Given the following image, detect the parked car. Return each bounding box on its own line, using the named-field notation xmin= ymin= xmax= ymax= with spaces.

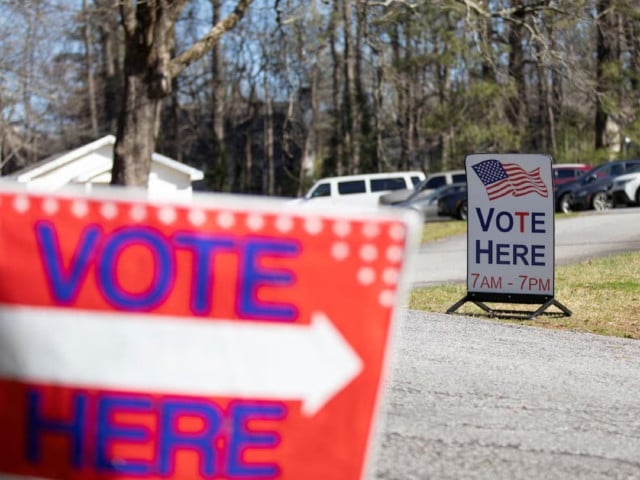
xmin=552 ymin=163 xmax=591 ymax=186
xmin=392 ymin=182 xmax=467 ymax=222
xmin=294 ymin=171 xmax=425 ymax=210
xmin=437 ymin=186 xmax=468 ymax=220
xmin=379 ymin=169 xmax=466 ymax=205
xmin=609 ymin=163 xmax=640 ymax=206
xmin=555 ymin=159 xmax=640 ymax=213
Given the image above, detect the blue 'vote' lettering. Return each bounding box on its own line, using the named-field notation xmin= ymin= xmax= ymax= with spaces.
xmin=475 ymin=208 xmax=546 ymax=233
xmin=34 ymin=221 xmax=300 ymax=321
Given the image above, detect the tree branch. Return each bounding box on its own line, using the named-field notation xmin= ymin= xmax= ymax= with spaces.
xmin=168 ymin=0 xmax=254 ymax=78
xmin=161 ymin=0 xmax=190 ymax=25
xmin=454 ymin=0 xmax=567 ymax=21
xmin=118 ymin=0 xmax=136 ymax=37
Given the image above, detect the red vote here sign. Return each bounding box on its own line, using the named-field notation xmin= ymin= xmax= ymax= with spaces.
xmin=0 ymin=185 xmax=419 ymax=480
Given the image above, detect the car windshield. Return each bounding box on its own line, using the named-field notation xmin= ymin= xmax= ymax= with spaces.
xmin=584 ymin=166 xmax=599 ymax=177
xmin=431 ymin=184 xmax=456 ymax=197
xmin=576 ymin=165 xmax=603 ymax=183
xmin=406 ymin=183 xmax=464 ymax=202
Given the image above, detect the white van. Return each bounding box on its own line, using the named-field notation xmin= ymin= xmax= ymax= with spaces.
xmin=297 ymin=171 xmax=425 ymax=209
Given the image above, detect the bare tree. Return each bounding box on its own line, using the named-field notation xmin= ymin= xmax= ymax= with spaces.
xmin=595 ymin=0 xmax=614 ymax=152
xmin=0 ymin=0 xmax=76 ymax=172
xmin=111 ymin=0 xmax=254 ymax=187
xmin=82 ymin=0 xmax=98 ymax=137
xmin=210 ymin=0 xmax=227 ymax=189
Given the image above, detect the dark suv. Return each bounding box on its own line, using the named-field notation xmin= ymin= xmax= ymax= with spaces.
xmin=555 ymin=159 xmax=640 ymax=213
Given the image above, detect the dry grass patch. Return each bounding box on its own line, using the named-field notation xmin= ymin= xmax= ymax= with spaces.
xmin=409 ymin=252 xmax=640 ymax=339
xmin=420 ymin=220 xmax=466 ymax=243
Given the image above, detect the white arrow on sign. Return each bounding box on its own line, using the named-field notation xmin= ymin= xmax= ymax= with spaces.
xmin=0 ymin=305 xmax=363 ymax=416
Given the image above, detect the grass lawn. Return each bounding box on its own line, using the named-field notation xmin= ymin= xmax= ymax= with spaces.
xmin=410 ymin=220 xmax=640 ymax=339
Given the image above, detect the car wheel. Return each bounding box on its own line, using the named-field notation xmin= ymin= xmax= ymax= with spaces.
xmin=592 ymin=191 xmax=612 ymax=211
xmin=457 ymin=201 xmax=468 ymax=220
xmin=636 ymin=188 xmax=640 ymax=205
xmin=559 ymin=193 xmax=572 ymax=214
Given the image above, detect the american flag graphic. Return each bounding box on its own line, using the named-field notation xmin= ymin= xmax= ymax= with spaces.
xmin=471 ymin=159 xmax=549 ymax=200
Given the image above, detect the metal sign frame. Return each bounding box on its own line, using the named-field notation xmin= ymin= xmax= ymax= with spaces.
xmin=447 ymin=153 xmax=571 ymax=320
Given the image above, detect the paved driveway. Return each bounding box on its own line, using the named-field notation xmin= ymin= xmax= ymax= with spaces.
xmin=372 ymin=208 xmax=640 ymax=479
xmin=410 ymin=208 xmax=640 ymax=286
xmin=373 ymin=311 xmax=640 ymax=479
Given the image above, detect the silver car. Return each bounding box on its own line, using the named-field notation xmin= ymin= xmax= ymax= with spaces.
xmin=393 ymin=182 xmax=468 ymax=222
xmin=609 ymin=163 xmax=640 ymax=206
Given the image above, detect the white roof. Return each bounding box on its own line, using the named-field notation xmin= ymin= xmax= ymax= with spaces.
xmin=8 ymin=135 xmax=204 ymax=183
xmin=310 ymin=171 xmax=426 ymax=183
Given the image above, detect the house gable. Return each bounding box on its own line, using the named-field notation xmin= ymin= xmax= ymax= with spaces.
xmin=6 ymin=136 xmax=204 ymax=199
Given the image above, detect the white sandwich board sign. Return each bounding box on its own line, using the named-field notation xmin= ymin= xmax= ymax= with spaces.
xmin=448 ymin=153 xmax=571 ymax=318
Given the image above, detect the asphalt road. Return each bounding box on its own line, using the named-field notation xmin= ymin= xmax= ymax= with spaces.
xmin=410 ymin=208 xmax=640 ymax=286
xmin=373 ymin=311 xmax=640 ymax=479
xmin=372 ymin=208 xmax=640 ymax=479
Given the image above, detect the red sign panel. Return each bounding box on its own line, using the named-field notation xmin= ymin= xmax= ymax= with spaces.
xmin=0 ymin=186 xmax=418 ymax=480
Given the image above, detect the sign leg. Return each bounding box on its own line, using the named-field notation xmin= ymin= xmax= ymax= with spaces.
xmin=446 ymin=296 xmax=469 ymax=314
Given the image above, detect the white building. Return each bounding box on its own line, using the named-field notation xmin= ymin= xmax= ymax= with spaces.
xmin=5 ymin=135 xmax=204 ymax=201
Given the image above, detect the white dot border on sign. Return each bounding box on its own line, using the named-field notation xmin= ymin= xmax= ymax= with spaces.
xmin=331 ymin=241 xmax=350 ymax=261
xmin=389 ymin=223 xmax=406 ymax=241
xmin=13 ymin=195 xmax=30 ymax=214
xmin=189 ymin=209 xmax=207 ymax=226
xmin=362 ymin=222 xmax=380 ymax=239
xmin=246 ymin=213 xmax=265 ymax=231
xmin=275 ymin=215 xmax=294 ymax=233
xmin=158 ymin=206 xmax=177 ymax=225
xmin=382 ymin=267 xmax=399 ymax=285
xmin=42 ymin=197 xmax=59 ymax=215
xmin=217 ymin=211 xmax=235 ymax=230
xmin=71 ymin=200 xmax=89 ymax=218
xmin=304 ymin=217 xmax=323 ymax=235
xmin=130 ymin=204 xmax=147 ymax=222
xmin=357 ymin=267 xmax=376 ymax=285
xmin=379 ymin=289 xmax=395 ymax=308
xmin=333 ymin=220 xmax=351 ymax=238
xmin=359 ymin=244 xmax=378 ymax=262
xmin=100 ymin=202 xmax=118 ymax=220
xmin=386 ymin=245 xmax=404 ymax=263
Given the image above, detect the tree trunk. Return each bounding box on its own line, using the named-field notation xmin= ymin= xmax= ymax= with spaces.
xmin=210 ymin=0 xmax=227 ymax=190
xmin=112 ymin=0 xmax=253 ymax=187
xmin=97 ymin=1 xmax=119 ymax=134
xmin=623 ymin=15 xmax=639 ymax=93
xmin=169 ymin=75 xmax=182 ymax=162
xmin=83 ymin=0 xmax=98 ymax=137
xmin=112 ymin=73 xmax=162 ymax=186
xmin=341 ymin=0 xmax=359 ymax=173
xmin=111 ymin=1 xmax=177 ymax=186
xmin=263 ymin=73 xmax=275 ymax=195
xmin=244 ymin=131 xmax=253 ymax=193
xmin=298 ymin=63 xmax=320 ymax=194
xmin=595 ymin=0 xmax=612 ymax=151
xmin=374 ymin=65 xmax=386 ymax=172
xmin=478 ymin=0 xmax=494 ymax=81
xmin=507 ymin=1 xmax=526 ymax=148
xmin=390 ymin=22 xmax=407 ymax=171
xmin=329 ymin=5 xmax=344 ymax=176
